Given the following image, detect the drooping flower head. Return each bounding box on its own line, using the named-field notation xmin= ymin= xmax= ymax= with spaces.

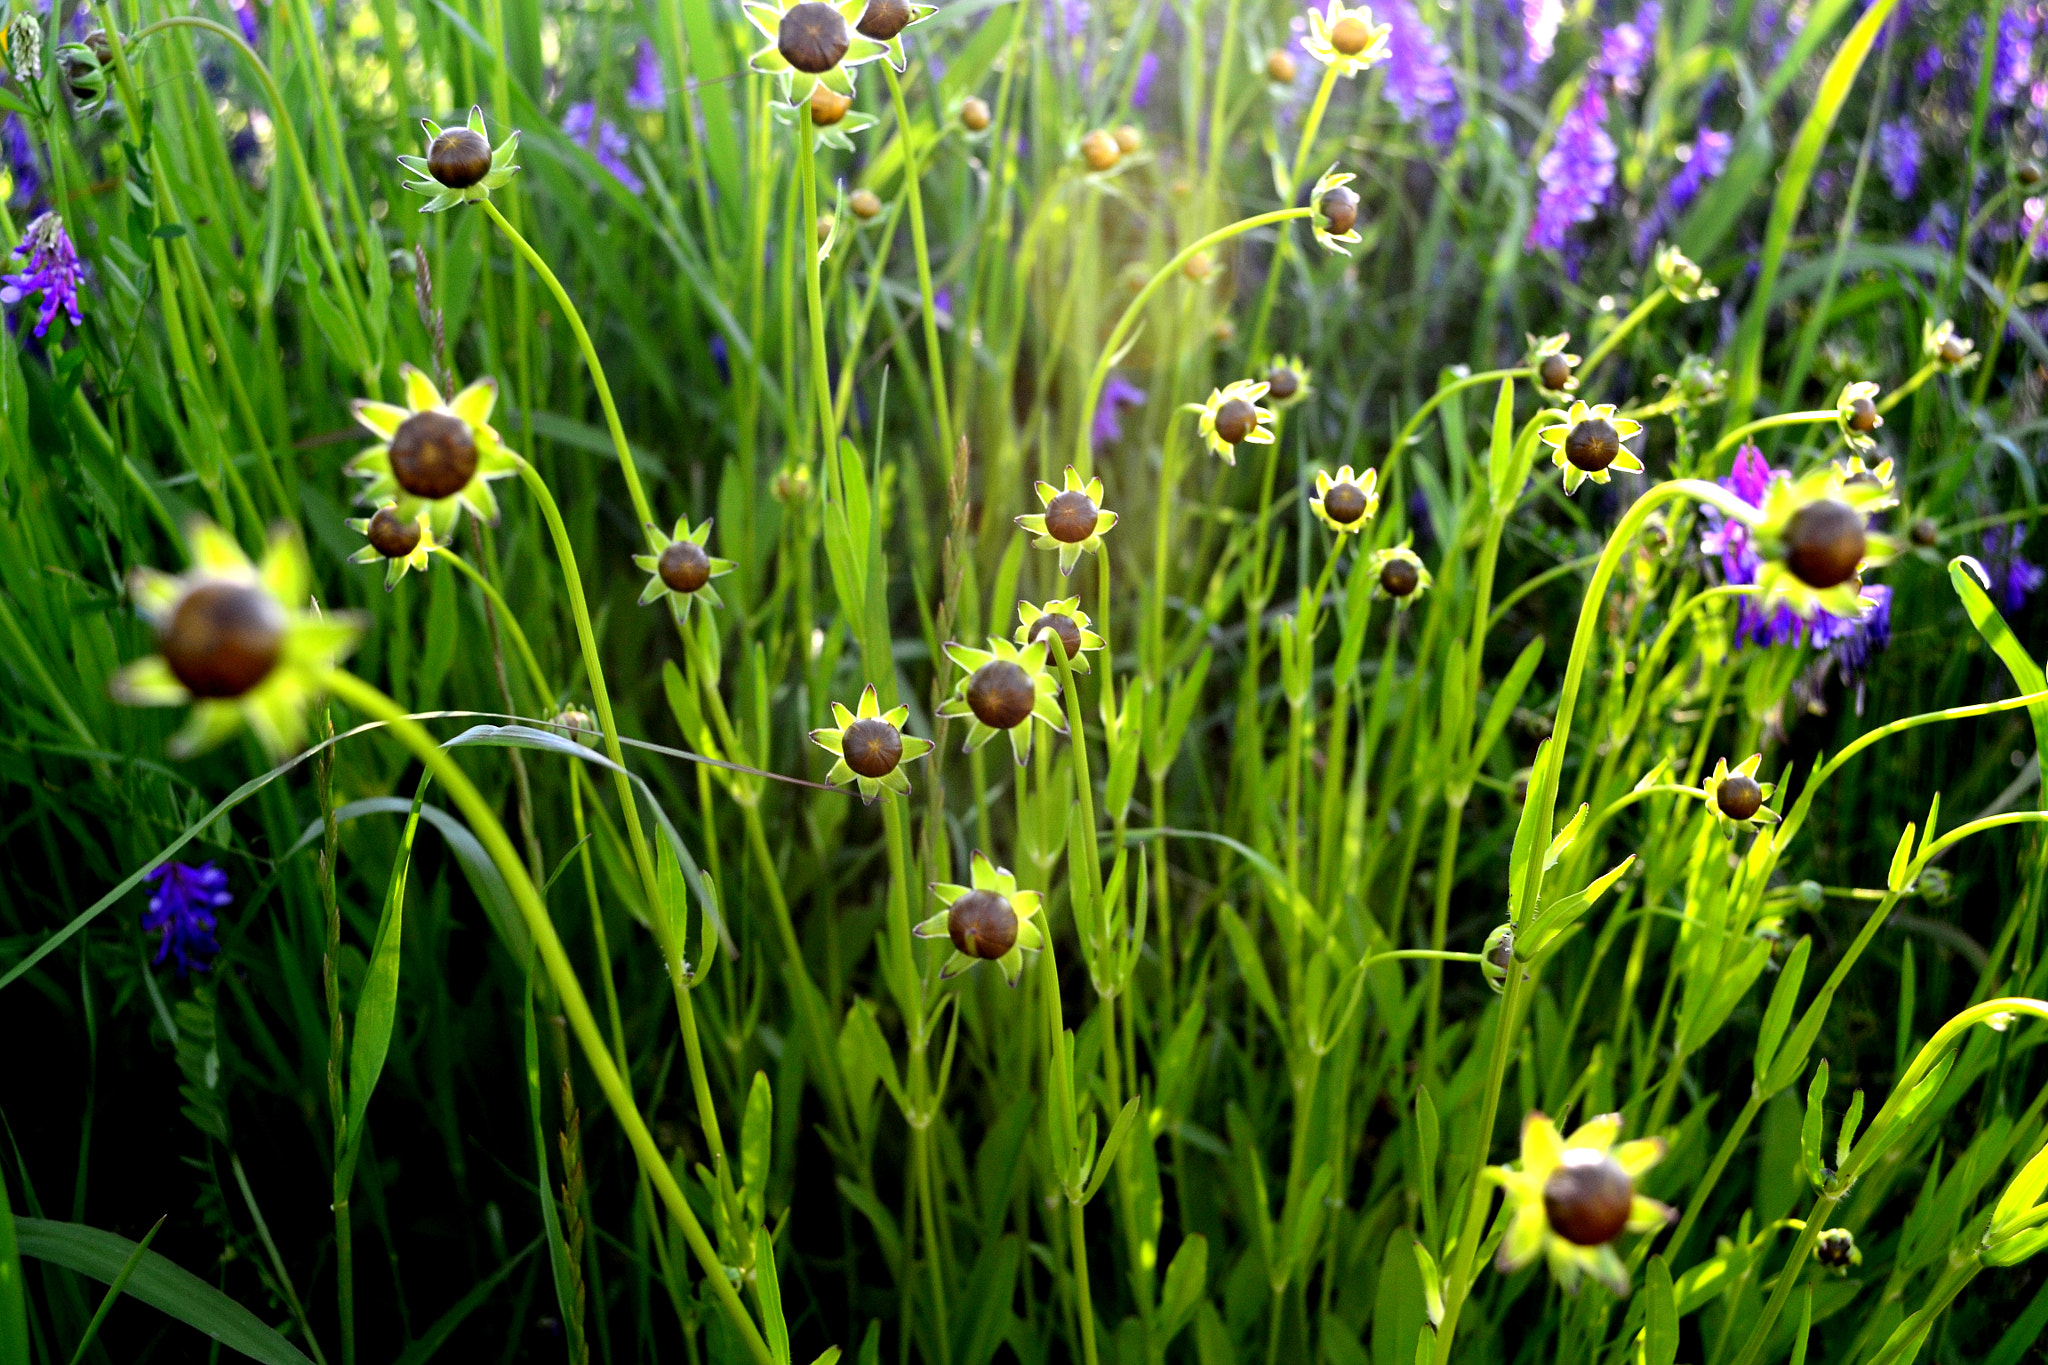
xmin=633 ymin=515 xmax=737 ymax=622
xmin=1014 ymin=597 xmax=1106 ymax=674
xmin=1311 ymin=165 xmax=1364 ymax=253
xmin=143 ymin=861 xmax=231 ymax=975
xmin=2 ymin=211 xmax=85 ymax=337
xmin=1310 ymin=465 xmax=1380 ymax=535
xmin=1834 ymin=380 xmax=1884 ymax=453
xmin=1539 ymin=400 xmax=1645 ymax=495
xmin=349 ymin=365 xmax=520 ymax=539
xmin=562 ymin=102 xmax=643 ymax=192
xmin=1264 ymin=353 xmax=1314 ymax=409
xmin=1303 ymin=2 xmax=1393 ymax=77
xmin=1015 ymin=466 xmax=1119 ymax=576
xmin=913 ymin=851 xmax=1046 ymax=985
xmin=1188 ymin=379 xmax=1277 ymax=464
xmin=936 ymin=635 xmax=1066 ymax=765
xmin=1527 ymin=85 xmax=1616 ymax=251
xmin=1924 ymin=318 xmax=1978 ymax=372
xmin=400 ymin=106 xmax=520 ymax=211
xmin=1696 ymin=754 xmax=1779 ymax=833
xmin=853 ymin=0 xmax=937 ymax=72
xmin=1492 ymin=1111 xmax=1674 ymax=1295
xmin=111 ymin=520 xmax=364 ymax=758
xmin=345 ymin=503 xmax=438 ymax=590
xmin=1528 ymin=332 xmax=1581 ymax=397
xmin=744 ymin=0 xmax=890 ymax=106
xmin=1653 ymin=243 xmax=1717 ymax=302
xmin=1368 ymin=543 xmax=1432 ymax=606
xmin=810 ymin=683 xmax=933 ymax=803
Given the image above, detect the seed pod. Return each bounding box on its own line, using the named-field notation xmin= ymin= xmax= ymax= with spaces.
xmin=162 ymin=582 xmax=286 ymax=699
xmin=1114 ymin=124 xmax=1142 ymax=154
xmin=856 ymin=0 xmax=913 ymax=40
xmin=1563 ymin=417 xmax=1621 ymax=473
xmin=840 ymin=717 xmax=904 ymax=778
xmin=947 ymin=889 xmax=1018 ymax=959
xmin=366 ymin=506 xmax=423 ymax=559
xmin=1715 ymin=772 xmax=1762 ymax=822
xmin=428 ymin=126 xmax=494 ymax=189
xmin=1539 ymin=352 xmax=1574 ymax=391
xmin=659 ymin=539 xmax=712 ymax=594
xmin=1266 ymin=49 xmax=1297 ymax=82
xmin=1939 ymin=334 xmax=1973 ymax=365
xmin=810 ymin=81 xmax=853 ymax=126
xmin=1846 ymin=397 xmax=1881 ymax=433
xmin=778 ymin=1 xmax=850 ymax=73
xmin=1322 ymin=481 xmax=1368 ymax=525
xmin=1542 ymin=1150 xmax=1634 ymax=1247
xmin=1379 ymin=555 xmax=1419 ymax=598
xmin=1814 ymin=1227 xmax=1859 ymax=1269
xmin=1319 ymin=184 xmax=1359 ymax=237
xmin=1910 ymin=517 xmax=1939 ymax=547
xmin=1782 ymin=499 xmax=1866 ymax=589
xmin=1081 ymin=129 xmax=1121 ymax=171
xmin=1915 ymin=867 xmax=1952 ymax=906
xmin=849 ymin=188 xmax=882 ymax=219
xmin=1043 ymin=489 xmax=1099 ymax=544
xmin=816 ymin=212 xmax=836 ymax=243
xmin=960 ymin=96 xmax=991 ymax=131
xmin=1266 ymin=365 xmax=1300 ymax=401
xmin=1028 ymin=612 xmax=1084 ymax=660
xmin=389 ymin=412 xmax=479 ymax=499
xmin=1482 ymin=924 xmax=1513 ymax=993
xmin=1212 ymin=398 xmax=1257 ymax=445
xmin=966 ymin=660 xmax=1035 ymax=729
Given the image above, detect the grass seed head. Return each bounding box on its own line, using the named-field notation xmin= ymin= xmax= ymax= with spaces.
xmin=1564 ymin=415 xmax=1621 ymax=473
xmin=1082 ymin=128 xmax=1121 ymax=171
xmin=1322 ymin=481 xmax=1369 ymax=525
xmin=1847 ymin=396 xmax=1880 ymax=433
xmin=1044 ymin=488 xmax=1100 ymax=543
xmin=948 ymin=888 xmax=1019 ymax=959
xmin=1114 ymin=124 xmax=1142 ymax=154
xmin=1380 ymin=555 xmax=1419 ymax=597
xmin=1266 ymin=48 xmax=1297 ymax=82
xmin=162 ymin=582 xmax=286 ymax=700
xmin=389 ymin=411 xmax=480 ymax=499
xmin=840 ymin=716 xmax=904 ymax=778
xmin=961 ymin=96 xmax=991 ymax=130
xmin=1318 ymin=183 xmax=1359 ymax=237
xmin=1266 ymin=363 xmax=1301 ymax=401
xmin=1539 ymin=352 xmax=1574 ymax=391
xmin=1714 ymin=772 xmax=1762 ymax=822
xmin=1213 ymin=397 xmax=1258 ymax=445
xmin=850 ymin=187 xmax=882 ymax=218
xmin=779 ymin=1 xmax=850 ymax=72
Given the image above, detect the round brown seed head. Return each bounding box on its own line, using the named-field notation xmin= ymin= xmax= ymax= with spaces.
xmin=1213 ymin=397 xmax=1258 ymax=445
xmin=856 ymin=0 xmax=912 ymax=40
xmin=1539 ymin=353 xmax=1574 ymax=390
xmin=849 ymin=187 xmax=882 ymax=219
xmin=1564 ymin=417 xmax=1621 ymax=473
xmin=1266 ymin=366 xmax=1300 ymax=401
xmin=2023 ymin=161 xmax=2046 ymax=186
xmin=1939 ymin=334 xmax=1973 ymax=365
xmin=1319 ymin=184 xmax=1359 ymax=236
xmin=810 ymin=81 xmax=853 ymax=125
xmin=366 ymin=506 xmax=423 ymax=559
xmin=1542 ymin=1149 xmax=1635 ymax=1247
xmin=778 ymin=1 xmax=849 ymax=74
xmin=961 ymin=96 xmax=991 ymax=130
xmin=966 ymin=660 xmax=1036 ymax=730
xmin=1847 ymin=397 xmax=1881 ymax=433
xmin=1323 ymin=481 xmax=1368 ymax=525
xmin=1081 ymin=128 xmax=1121 ymax=171
xmin=947 ymin=889 xmax=1018 ymax=960
xmin=1329 ymin=13 xmax=1374 ymax=54
xmin=428 ymin=127 xmax=493 ymax=189
xmin=1782 ymin=499 xmax=1867 ymax=589
xmin=1815 ymin=1228 xmax=1857 ymax=1268
xmin=840 ymin=717 xmax=903 ymax=778
xmin=1910 ymin=517 xmax=1940 ymax=548
xmin=1114 ymin=124 xmax=1142 ymax=154
xmin=161 ymin=581 xmax=286 ymax=699
xmin=1379 ymin=556 xmax=1419 ymax=598
xmin=1029 ymin=612 xmax=1084 ymax=661
xmin=658 ymin=539 xmax=712 ymax=594
xmin=1044 ymin=489 xmax=1099 ymax=544
xmin=1266 ymin=48 xmax=1297 ymax=82
xmin=389 ymin=411 xmax=479 ymax=500
xmin=1716 ymin=772 xmax=1763 ymax=822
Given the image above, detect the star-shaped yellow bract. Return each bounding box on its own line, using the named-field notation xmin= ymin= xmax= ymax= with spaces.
xmin=1830 ymin=454 xmax=1898 ymax=511
xmin=743 ymin=0 xmax=889 ymax=106
xmin=110 ymin=520 xmax=364 ymax=759
xmin=1527 ymin=331 xmax=1581 ymax=397
xmin=1264 ymin=353 xmax=1314 ymax=409
xmin=1185 ymin=379 xmax=1276 ymax=465
xmin=935 ymin=635 xmax=1067 ymax=766
xmin=345 ymin=504 xmax=439 ymax=591
xmin=398 ymin=106 xmax=521 ymax=212
xmin=349 ymin=365 xmax=519 ymax=540
xmin=1492 ymin=1112 xmax=1673 ymax=1296
xmin=1539 ymin=400 xmax=1646 ymax=495
xmin=808 ymin=682 xmax=933 ymax=804
xmin=1750 ymin=466 xmax=1898 ymax=620
xmin=1310 ymin=165 xmax=1362 ymax=254
xmin=1014 ymin=466 xmax=1119 ymax=576
xmin=1696 ymin=754 xmax=1780 ymax=833
xmin=1310 ymin=464 xmax=1380 ymax=535
xmin=1014 ymin=597 xmax=1106 ymax=675
xmin=1836 ymin=380 xmax=1884 ymax=454
xmin=1367 ymin=543 xmax=1432 ymax=608
xmin=632 ymin=515 xmax=737 ymax=624
xmin=1301 ymin=1 xmax=1392 ymax=77
xmin=911 ymin=850 xmax=1046 ymax=985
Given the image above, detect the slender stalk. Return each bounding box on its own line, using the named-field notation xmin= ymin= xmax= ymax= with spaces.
xmin=438 ymin=548 xmax=551 ymax=711
xmin=1245 ymin=64 xmax=1341 ymax=361
xmin=796 ymin=110 xmax=841 ymax=466
xmin=1382 ymin=369 xmax=1534 ymax=484
xmin=1576 ymin=286 xmax=1669 ymax=384
xmin=1707 ymin=410 xmax=1839 ymax=463
xmin=883 ymin=61 xmax=954 ymax=460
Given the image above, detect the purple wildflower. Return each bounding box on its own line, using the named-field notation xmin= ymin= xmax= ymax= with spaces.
xmin=1877 ymin=118 xmax=1920 ymax=199
xmin=230 ymin=0 xmax=260 ymax=46
xmin=708 ymin=333 xmax=730 ymax=385
xmin=1913 ymin=201 xmax=1958 ymax=250
xmin=1813 ymin=583 xmax=1891 ymax=679
xmin=561 ymin=102 xmax=642 ymax=193
xmin=1131 ymin=51 xmax=1159 ymax=108
xmin=1527 ymin=86 xmax=1615 ymax=251
xmin=1523 ymin=0 xmax=1563 ymax=66
xmin=1984 ymin=524 xmax=2046 ymax=611
xmin=143 ymin=861 xmax=230 ymax=975
xmin=1914 ymin=44 xmax=1944 ymax=85
xmin=1638 ymin=124 xmax=1732 ymax=252
xmin=1596 ymin=3 xmax=1660 ymax=94
xmin=1 ymin=212 xmax=83 ymax=336
xmin=2 ymin=114 xmax=38 ymax=209
xmin=628 ymin=40 xmax=664 ymax=112
xmin=1997 ymin=5 xmax=2039 ymax=107
xmin=1091 ymin=373 xmax=1146 ymax=450
xmin=1382 ymin=0 xmax=1459 ymax=146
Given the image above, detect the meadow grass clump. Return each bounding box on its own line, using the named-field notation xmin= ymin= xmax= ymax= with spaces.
xmin=11 ymin=1 xmax=2048 ymax=1364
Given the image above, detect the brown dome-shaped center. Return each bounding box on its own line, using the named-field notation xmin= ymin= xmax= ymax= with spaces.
xmin=1716 ymin=773 xmax=1762 ymax=821
xmin=857 ymin=0 xmax=912 ymax=39
xmin=810 ymin=82 xmax=852 ymax=125
xmin=366 ymin=506 xmax=423 ymax=559
xmin=779 ymin=2 xmax=850 ymax=74
xmin=1324 ymin=482 xmax=1368 ymax=525
xmin=658 ymin=539 xmax=712 ymax=594
xmin=1044 ymin=490 xmax=1099 ymax=544
xmin=947 ymin=889 xmax=1018 ymax=960
xmin=1782 ymin=499 xmax=1866 ymax=589
xmin=162 ymin=581 xmax=286 ymax=699
xmin=1380 ymin=556 xmax=1419 ymax=597
xmin=1539 ymin=353 xmax=1573 ymax=390
xmin=1542 ymin=1150 xmax=1634 ymax=1247
xmin=1029 ymin=612 xmax=1084 ymax=660
xmin=841 ymin=717 xmax=903 ymax=778
xmin=1329 ymin=13 xmax=1373 ymax=53
xmin=961 ymin=96 xmax=991 ymax=131
xmin=1266 ymin=366 xmax=1300 ymax=401
xmin=966 ymin=660 xmax=1035 ymax=729
xmin=1564 ymin=418 xmax=1621 ymax=473
xmin=389 ymin=411 xmax=479 ymax=500
xmin=1319 ymin=184 xmax=1359 ymax=235
xmin=1214 ymin=398 xmax=1258 ymax=445
xmin=1847 ymin=397 xmax=1881 ymax=433
xmin=428 ymin=127 xmax=493 ymax=189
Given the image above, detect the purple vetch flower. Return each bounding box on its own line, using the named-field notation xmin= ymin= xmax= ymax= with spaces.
xmin=1595 ymin=2 xmax=1660 ymax=94
xmin=143 ymin=861 xmax=230 ymax=975
xmin=1997 ymin=5 xmax=2040 ymax=107
xmin=1877 ymin=118 xmax=1921 ymax=199
xmin=1914 ymin=44 xmax=1944 ymax=85
xmin=1 ymin=114 xmax=38 ymax=209
xmin=628 ymin=39 xmax=664 ymax=112
xmin=1131 ymin=51 xmax=1159 ymax=107
xmin=1382 ymin=0 xmax=1459 ymax=146
xmin=2026 ymin=195 xmax=2048 ymax=257
xmin=1523 ymin=0 xmax=1563 ymax=65
xmin=1 ymin=211 xmax=83 ymax=336
xmin=932 ymin=286 xmax=952 ymax=323
xmin=1813 ymin=582 xmax=1891 ymax=679
xmin=230 ymin=0 xmax=260 ymax=45
xmin=1667 ymin=127 xmax=1730 ymax=214
xmin=708 ymin=332 xmax=730 ymax=385
xmin=1091 ymin=372 xmax=1146 ymax=449
xmin=1526 ymin=86 xmax=1615 ymax=251
xmin=1984 ymin=524 xmax=2046 ymax=611
xmin=1913 ymin=201 xmax=1958 ymax=250
xmin=562 ymin=102 xmax=643 ymax=193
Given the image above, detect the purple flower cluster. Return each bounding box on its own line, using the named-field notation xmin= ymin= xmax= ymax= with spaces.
xmin=143 ymin=861 xmax=230 ymax=975
xmin=1877 ymin=118 xmax=1921 ymax=200
xmin=1 ymin=211 xmax=83 ymax=337
xmin=1523 ymin=0 xmax=1563 ymax=66
xmin=1997 ymin=5 xmax=2040 ymax=107
xmin=628 ymin=40 xmax=664 ymax=112
xmin=1595 ymin=2 xmax=1660 ymax=94
xmin=1984 ymin=524 xmax=2046 ymax=612
xmin=1131 ymin=51 xmax=1159 ymax=108
xmin=1636 ymin=124 xmax=1730 ymax=256
xmin=1091 ymin=372 xmax=1146 ymax=449
xmin=2 ymin=114 xmax=38 ymax=209
xmin=1382 ymin=0 xmax=1460 ymax=148
xmin=1527 ymin=86 xmax=1615 ymax=251
xmin=562 ymin=102 xmax=642 ymax=193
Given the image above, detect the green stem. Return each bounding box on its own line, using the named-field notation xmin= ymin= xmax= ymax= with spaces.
xmin=1429 ymin=966 xmax=1525 ymax=1365
xmin=1707 ymin=410 xmax=1838 ymax=464
xmin=1882 ymin=358 xmax=1942 ymax=413
xmin=883 ymin=61 xmax=954 ymax=461
xmin=438 ymin=548 xmax=551 ymax=711
xmin=1246 ymin=64 xmax=1342 ymax=361
xmin=1382 ymin=370 xmax=1533 ymax=485
xmin=796 ymin=109 xmax=840 ymax=467
xmin=1576 ymin=287 xmax=1670 ymax=383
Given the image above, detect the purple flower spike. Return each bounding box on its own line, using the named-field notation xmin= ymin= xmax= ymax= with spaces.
xmin=628 ymin=40 xmax=665 ymax=112
xmin=1985 ymin=524 xmax=2046 ymax=612
xmin=1813 ymin=583 xmax=1891 ymax=679
xmin=1878 ymin=118 xmax=1921 ymax=200
xmin=1382 ymin=0 xmax=1459 ymax=147
xmin=2 ymin=114 xmax=39 ymax=209
xmin=143 ymin=861 xmax=230 ymax=975
xmin=1997 ymin=5 xmax=2039 ymax=107
xmin=1595 ymin=3 xmax=1660 ymax=94
xmin=1131 ymin=51 xmax=1159 ymax=108
xmin=1091 ymin=372 xmax=1146 ymax=450
xmin=562 ymin=102 xmax=643 ymax=193
xmin=1 ymin=212 xmax=84 ymax=337
xmin=1523 ymin=0 xmax=1563 ymax=65
xmin=1527 ymin=86 xmax=1615 ymax=251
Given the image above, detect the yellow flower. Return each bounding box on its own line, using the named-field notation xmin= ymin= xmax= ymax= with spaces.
xmin=1923 ymin=318 xmax=1978 ymax=372
xmin=1835 ymin=380 xmax=1884 ymax=454
xmin=1491 ymin=1111 xmax=1673 ymax=1296
xmin=809 ymin=683 xmax=933 ymax=804
xmin=1015 ymin=466 xmax=1119 ymax=576
xmin=1367 ymin=543 xmax=1432 ymax=607
xmin=935 ymin=636 xmax=1066 ymax=765
xmin=632 ymin=516 xmax=738 ymax=623
xmin=912 ymin=850 xmax=1046 ymax=985
xmin=743 ymin=0 xmax=890 ymax=106
xmin=110 ymin=520 xmax=364 ymax=759
xmin=1310 ymin=165 xmax=1363 ymax=254
xmin=1750 ymin=466 xmax=1897 ymax=620
xmin=349 ymin=365 xmax=519 ymax=540
xmin=1186 ymin=379 xmax=1276 ymax=464
xmin=1829 ymin=454 xmax=1898 ymax=512
xmin=345 ymin=503 xmax=438 ymax=591
xmin=1696 ymin=754 xmax=1779 ymax=833
xmin=1014 ymin=598 xmax=1106 ymax=675
xmin=1540 ymin=400 xmax=1646 ymax=495
xmin=1310 ymin=465 xmax=1380 ymax=535
xmin=1527 ymin=332 xmax=1580 ymax=397
xmin=1302 ymin=1 xmax=1392 ymax=76
xmin=1264 ymin=353 xmax=1313 ymax=409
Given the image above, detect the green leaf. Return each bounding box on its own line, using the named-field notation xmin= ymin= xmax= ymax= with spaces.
xmin=524 ymin=967 xmax=583 ymax=1354
xmin=15 ymin=1218 xmax=315 ymax=1365
xmin=390 ymin=1239 xmax=541 ymax=1365
xmin=1080 ymin=1097 xmax=1141 ymax=1205
xmin=742 ymin=1071 xmax=773 ymax=1225
xmin=1996 ymin=1140 xmax=2048 ymax=1230
xmin=1217 ymin=903 xmax=1284 ymax=1032
xmin=1951 ymin=557 xmax=2048 ymax=780
xmin=293 ymin=229 xmax=369 ymax=374
xmin=1754 ymin=936 xmax=1812 ymax=1081
xmin=1158 ymin=1235 xmax=1207 ymax=1342
xmin=1412 ymin=1237 xmax=1442 ymax=1328
xmin=1836 ymin=1089 xmax=1865 ymax=1172
xmin=0 ymin=1172 xmax=28 ymax=1365
xmin=341 ymin=778 xmax=430 ymax=1177
xmin=1888 ymin=823 xmax=1918 ymax=893
xmin=1465 ymin=637 xmax=1545 ymax=784
xmin=1802 ymin=1059 xmax=1830 ymax=1185
xmin=1488 ymin=376 xmax=1520 ymax=510
xmin=1644 ymin=1255 xmax=1678 ymax=1365
xmin=754 ymin=1226 xmax=791 ymax=1365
